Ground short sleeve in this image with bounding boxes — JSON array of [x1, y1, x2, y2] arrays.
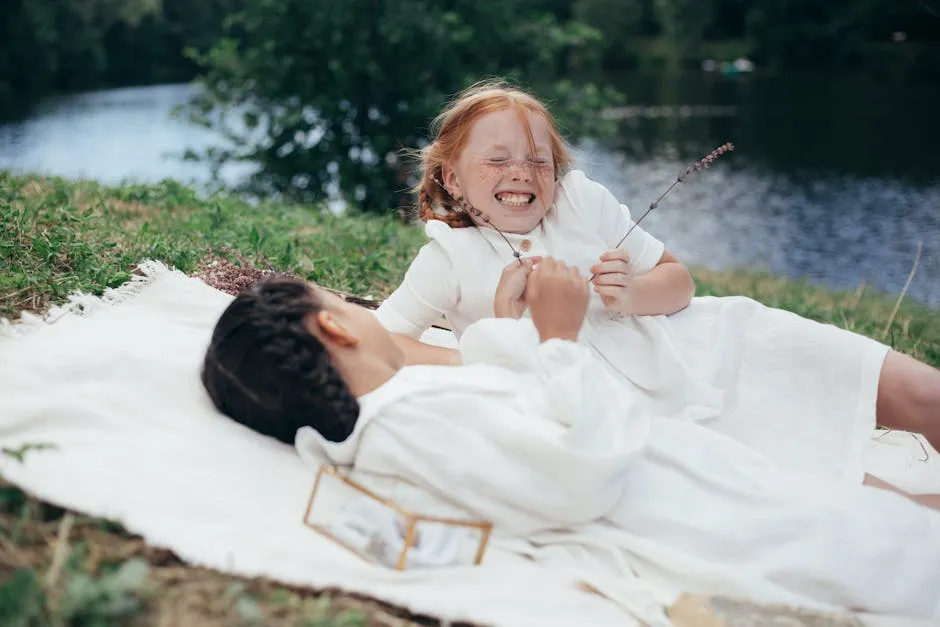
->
[[561, 170, 665, 275], [374, 240, 458, 339]]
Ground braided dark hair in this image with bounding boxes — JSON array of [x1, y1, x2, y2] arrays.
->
[[201, 278, 360, 445]]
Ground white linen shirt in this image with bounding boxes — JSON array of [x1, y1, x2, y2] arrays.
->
[[375, 169, 666, 339]]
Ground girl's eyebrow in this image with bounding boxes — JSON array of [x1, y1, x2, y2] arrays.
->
[[482, 142, 552, 153]]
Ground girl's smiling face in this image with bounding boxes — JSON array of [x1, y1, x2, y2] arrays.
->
[[442, 108, 558, 234]]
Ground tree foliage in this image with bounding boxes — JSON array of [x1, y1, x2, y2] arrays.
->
[[1, 0, 938, 211], [653, 0, 713, 64], [179, 0, 620, 212], [0, 0, 239, 114], [572, 0, 940, 69]]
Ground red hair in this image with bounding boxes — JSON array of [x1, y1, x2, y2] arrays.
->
[[415, 80, 573, 227]]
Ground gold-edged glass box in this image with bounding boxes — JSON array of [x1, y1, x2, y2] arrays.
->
[[302, 464, 493, 570]]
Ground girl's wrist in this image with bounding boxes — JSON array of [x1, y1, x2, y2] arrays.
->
[[494, 292, 526, 319], [493, 300, 514, 319]]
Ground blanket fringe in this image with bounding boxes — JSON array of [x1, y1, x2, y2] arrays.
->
[[0, 260, 174, 342]]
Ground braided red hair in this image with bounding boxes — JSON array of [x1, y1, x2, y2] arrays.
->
[[413, 80, 573, 228]]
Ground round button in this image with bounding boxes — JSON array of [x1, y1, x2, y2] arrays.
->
[[520, 239, 532, 252]]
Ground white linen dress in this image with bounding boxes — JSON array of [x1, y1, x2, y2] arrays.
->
[[296, 317, 940, 624], [375, 170, 891, 483]]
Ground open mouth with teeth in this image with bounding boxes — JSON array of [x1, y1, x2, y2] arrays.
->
[[495, 192, 536, 207]]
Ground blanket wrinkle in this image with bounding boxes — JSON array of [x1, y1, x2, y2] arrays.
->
[[1, 260, 937, 627], [0, 261, 648, 627]]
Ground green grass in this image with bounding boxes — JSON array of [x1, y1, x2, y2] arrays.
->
[[1, 170, 939, 625], [691, 266, 940, 367], [0, 172, 426, 321], [2, 169, 937, 365], [0, 172, 451, 626]]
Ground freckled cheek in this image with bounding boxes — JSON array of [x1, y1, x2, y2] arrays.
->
[[466, 167, 502, 205], [477, 166, 502, 184]]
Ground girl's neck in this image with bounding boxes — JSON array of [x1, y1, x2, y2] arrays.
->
[[333, 353, 402, 399]]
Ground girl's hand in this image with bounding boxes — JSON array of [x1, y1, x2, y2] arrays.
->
[[590, 249, 635, 312], [527, 257, 590, 342], [493, 256, 542, 319]]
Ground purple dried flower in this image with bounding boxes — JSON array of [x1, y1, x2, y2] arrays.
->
[[592, 142, 734, 281], [678, 142, 735, 183]]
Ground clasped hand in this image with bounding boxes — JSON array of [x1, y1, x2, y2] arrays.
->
[[493, 249, 634, 321], [589, 249, 634, 312], [492, 256, 589, 342]]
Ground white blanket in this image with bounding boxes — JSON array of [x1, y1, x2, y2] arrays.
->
[[0, 262, 639, 627], [1, 261, 937, 627]]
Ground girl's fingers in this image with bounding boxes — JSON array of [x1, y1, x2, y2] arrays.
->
[[594, 285, 621, 298], [590, 259, 630, 276], [599, 249, 630, 263], [592, 272, 630, 288]]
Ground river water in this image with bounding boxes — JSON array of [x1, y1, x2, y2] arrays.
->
[[1, 74, 938, 306]]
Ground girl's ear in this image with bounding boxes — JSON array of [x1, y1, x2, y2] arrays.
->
[[312, 310, 360, 347], [440, 164, 461, 199]]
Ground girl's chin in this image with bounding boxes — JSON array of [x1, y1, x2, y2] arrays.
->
[[471, 202, 546, 233], [490, 204, 545, 223], [494, 217, 544, 235]]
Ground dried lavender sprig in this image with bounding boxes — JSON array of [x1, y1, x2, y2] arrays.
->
[[591, 142, 734, 281], [433, 177, 524, 263], [465, 204, 524, 262]]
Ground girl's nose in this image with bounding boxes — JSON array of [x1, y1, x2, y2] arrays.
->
[[508, 161, 532, 180]]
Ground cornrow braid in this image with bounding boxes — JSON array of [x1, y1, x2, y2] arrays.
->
[[201, 278, 360, 445]]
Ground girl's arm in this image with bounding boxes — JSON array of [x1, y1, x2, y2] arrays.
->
[[562, 171, 694, 316], [375, 240, 463, 365], [391, 333, 462, 366], [591, 248, 695, 316]]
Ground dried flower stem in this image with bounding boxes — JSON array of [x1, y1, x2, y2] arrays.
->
[[464, 203, 524, 263], [431, 143, 735, 277], [591, 142, 734, 281], [433, 177, 524, 264], [881, 239, 922, 340]]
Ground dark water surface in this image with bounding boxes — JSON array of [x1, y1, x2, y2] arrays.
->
[[2, 73, 938, 305]]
